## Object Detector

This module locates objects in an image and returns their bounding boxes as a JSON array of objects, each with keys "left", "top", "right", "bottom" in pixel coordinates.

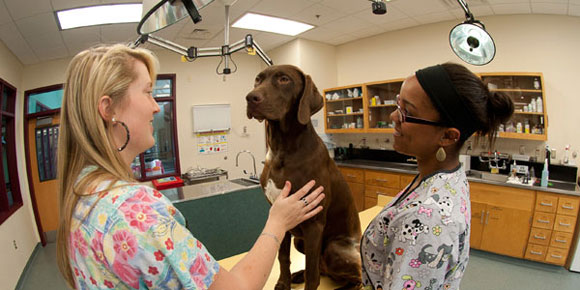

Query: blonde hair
[{"left": 56, "top": 44, "right": 158, "bottom": 288}]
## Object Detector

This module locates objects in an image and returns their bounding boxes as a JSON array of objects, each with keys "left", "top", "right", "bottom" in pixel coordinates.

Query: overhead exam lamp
[
  {"left": 134, "top": 0, "right": 273, "bottom": 75},
  {"left": 449, "top": 0, "right": 495, "bottom": 66}
]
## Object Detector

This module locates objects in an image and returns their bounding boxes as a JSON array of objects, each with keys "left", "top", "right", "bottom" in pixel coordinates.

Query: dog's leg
[
  {"left": 322, "top": 238, "right": 363, "bottom": 289},
  {"left": 303, "top": 222, "right": 324, "bottom": 290},
  {"left": 275, "top": 232, "right": 292, "bottom": 290}
]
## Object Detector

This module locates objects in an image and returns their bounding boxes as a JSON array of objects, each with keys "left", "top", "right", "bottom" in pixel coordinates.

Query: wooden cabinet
[
  {"left": 324, "top": 73, "right": 549, "bottom": 141},
  {"left": 324, "top": 85, "right": 365, "bottom": 133},
  {"left": 525, "top": 192, "right": 580, "bottom": 266},
  {"left": 479, "top": 73, "right": 548, "bottom": 141},
  {"left": 338, "top": 167, "right": 365, "bottom": 212},
  {"left": 469, "top": 182, "right": 534, "bottom": 258}
]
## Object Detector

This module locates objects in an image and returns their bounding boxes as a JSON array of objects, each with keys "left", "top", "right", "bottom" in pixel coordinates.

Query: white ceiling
[{"left": 1, "top": 0, "right": 579, "bottom": 65}]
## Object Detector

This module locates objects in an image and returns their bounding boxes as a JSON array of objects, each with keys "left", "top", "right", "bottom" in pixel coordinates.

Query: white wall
[
  {"left": 330, "top": 14, "right": 580, "bottom": 165},
  {"left": 0, "top": 39, "right": 40, "bottom": 290}
]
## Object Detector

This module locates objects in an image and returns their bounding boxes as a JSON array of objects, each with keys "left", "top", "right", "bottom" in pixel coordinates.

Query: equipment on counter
[{"left": 152, "top": 176, "right": 184, "bottom": 190}]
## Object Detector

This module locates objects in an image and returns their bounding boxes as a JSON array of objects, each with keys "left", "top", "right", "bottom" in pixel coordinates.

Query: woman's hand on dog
[{"left": 269, "top": 180, "right": 325, "bottom": 232}]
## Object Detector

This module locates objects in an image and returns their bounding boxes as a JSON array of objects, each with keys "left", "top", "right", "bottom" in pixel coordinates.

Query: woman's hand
[{"left": 268, "top": 180, "right": 325, "bottom": 232}]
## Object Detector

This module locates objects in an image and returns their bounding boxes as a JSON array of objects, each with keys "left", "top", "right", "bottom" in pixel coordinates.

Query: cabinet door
[
  {"left": 480, "top": 206, "right": 532, "bottom": 258},
  {"left": 553, "top": 215, "right": 576, "bottom": 233},
  {"left": 532, "top": 212, "right": 555, "bottom": 230},
  {"left": 550, "top": 231, "right": 573, "bottom": 249},
  {"left": 557, "top": 196, "right": 580, "bottom": 217},
  {"left": 528, "top": 227, "right": 551, "bottom": 246},
  {"left": 525, "top": 244, "right": 547, "bottom": 262},
  {"left": 339, "top": 167, "right": 364, "bottom": 184},
  {"left": 470, "top": 201, "right": 486, "bottom": 249},
  {"left": 545, "top": 247, "right": 569, "bottom": 265},
  {"left": 535, "top": 193, "right": 558, "bottom": 213},
  {"left": 365, "top": 170, "right": 400, "bottom": 188},
  {"left": 399, "top": 174, "right": 415, "bottom": 190},
  {"left": 346, "top": 181, "right": 365, "bottom": 212}
]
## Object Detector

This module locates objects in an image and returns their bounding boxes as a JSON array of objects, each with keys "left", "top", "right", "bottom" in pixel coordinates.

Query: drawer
[
  {"left": 557, "top": 196, "right": 580, "bottom": 217},
  {"left": 525, "top": 244, "right": 547, "bottom": 261},
  {"left": 365, "top": 185, "right": 401, "bottom": 198},
  {"left": 549, "top": 231, "right": 573, "bottom": 249},
  {"left": 365, "top": 170, "right": 400, "bottom": 188},
  {"left": 535, "top": 193, "right": 558, "bottom": 213},
  {"left": 339, "top": 167, "right": 364, "bottom": 184},
  {"left": 364, "top": 196, "right": 378, "bottom": 210},
  {"left": 553, "top": 215, "right": 576, "bottom": 233},
  {"left": 528, "top": 227, "right": 551, "bottom": 246},
  {"left": 399, "top": 174, "right": 416, "bottom": 190},
  {"left": 532, "top": 212, "right": 555, "bottom": 230},
  {"left": 545, "top": 247, "right": 569, "bottom": 265}
]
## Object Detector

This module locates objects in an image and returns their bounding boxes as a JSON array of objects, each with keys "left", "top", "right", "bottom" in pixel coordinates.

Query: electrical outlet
[{"left": 551, "top": 148, "right": 557, "bottom": 159}]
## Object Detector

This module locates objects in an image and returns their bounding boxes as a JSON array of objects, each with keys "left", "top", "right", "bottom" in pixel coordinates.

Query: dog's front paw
[{"left": 274, "top": 282, "right": 290, "bottom": 290}]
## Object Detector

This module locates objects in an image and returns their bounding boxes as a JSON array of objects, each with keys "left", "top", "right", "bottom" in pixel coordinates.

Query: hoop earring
[
  {"left": 112, "top": 117, "right": 130, "bottom": 152},
  {"left": 436, "top": 147, "right": 446, "bottom": 162}
]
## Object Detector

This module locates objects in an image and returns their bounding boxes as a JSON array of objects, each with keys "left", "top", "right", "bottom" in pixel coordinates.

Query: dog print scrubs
[
  {"left": 69, "top": 167, "right": 220, "bottom": 289},
  {"left": 361, "top": 166, "right": 470, "bottom": 290}
]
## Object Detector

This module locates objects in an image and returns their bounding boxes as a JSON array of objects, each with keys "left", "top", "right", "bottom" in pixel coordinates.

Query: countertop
[
  {"left": 218, "top": 206, "right": 383, "bottom": 289},
  {"left": 160, "top": 178, "right": 261, "bottom": 203},
  {"left": 336, "top": 159, "right": 580, "bottom": 197}
]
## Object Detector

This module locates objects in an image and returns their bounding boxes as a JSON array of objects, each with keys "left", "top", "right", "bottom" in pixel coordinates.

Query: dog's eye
[
  {"left": 279, "top": 76, "right": 290, "bottom": 83},
  {"left": 254, "top": 77, "right": 261, "bottom": 85}
]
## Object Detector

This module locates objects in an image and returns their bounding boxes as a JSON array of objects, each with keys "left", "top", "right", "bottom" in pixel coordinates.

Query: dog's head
[{"left": 246, "top": 64, "right": 323, "bottom": 125}]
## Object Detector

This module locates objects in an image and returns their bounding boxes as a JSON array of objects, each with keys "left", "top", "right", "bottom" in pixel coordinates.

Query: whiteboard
[{"left": 192, "top": 104, "right": 231, "bottom": 133}]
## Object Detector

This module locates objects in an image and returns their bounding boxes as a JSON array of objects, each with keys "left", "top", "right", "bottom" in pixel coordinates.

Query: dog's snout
[{"left": 246, "top": 93, "right": 263, "bottom": 105}]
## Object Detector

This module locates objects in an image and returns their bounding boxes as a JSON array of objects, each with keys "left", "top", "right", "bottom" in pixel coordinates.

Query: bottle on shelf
[
  {"left": 524, "top": 120, "right": 530, "bottom": 134},
  {"left": 533, "top": 77, "right": 540, "bottom": 90},
  {"left": 536, "top": 97, "right": 543, "bottom": 113}
]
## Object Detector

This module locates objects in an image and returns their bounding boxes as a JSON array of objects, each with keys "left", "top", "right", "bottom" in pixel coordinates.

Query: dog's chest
[{"left": 264, "top": 179, "right": 282, "bottom": 204}]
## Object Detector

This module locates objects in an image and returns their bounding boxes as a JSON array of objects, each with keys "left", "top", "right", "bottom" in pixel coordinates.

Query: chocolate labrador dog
[{"left": 246, "top": 65, "right": 362, "bottom": 290}]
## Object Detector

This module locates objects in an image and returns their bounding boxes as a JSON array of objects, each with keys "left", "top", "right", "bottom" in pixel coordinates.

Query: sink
[
  {"left": 229, "top": 178, "right": 260, "bottom": 187},
  {"left": 467, "top": 170, "right": 508, "bottom": 183}
]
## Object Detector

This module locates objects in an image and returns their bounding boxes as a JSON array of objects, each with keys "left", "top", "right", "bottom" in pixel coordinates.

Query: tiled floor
[{"left": 16, "top": 244, "right": 580, "bottom": 290}]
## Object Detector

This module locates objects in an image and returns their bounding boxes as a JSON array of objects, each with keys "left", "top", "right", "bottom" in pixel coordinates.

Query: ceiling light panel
[
  {"left": 56, "top": 3, "right": 142, "bottom": 30},
  {"left": 232, "top": 13, "right": 314, "bottom": 36}
]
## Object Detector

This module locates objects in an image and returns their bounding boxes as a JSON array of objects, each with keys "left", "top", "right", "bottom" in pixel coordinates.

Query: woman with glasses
[{"left": 361, "top": 63, "right": 513, "bottom": 290}]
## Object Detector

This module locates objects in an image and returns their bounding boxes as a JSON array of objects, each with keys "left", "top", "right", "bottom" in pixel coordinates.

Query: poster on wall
[{"left": 197, "top": 131, "right": 228, "bottom": 154}]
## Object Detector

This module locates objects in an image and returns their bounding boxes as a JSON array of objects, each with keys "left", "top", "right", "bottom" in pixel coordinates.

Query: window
[
  {"left": 131, "top": 74, "right": 180, "bottom": 181},
  {"left": 0, "top": 78, "right": 22, "bottom": 225}
]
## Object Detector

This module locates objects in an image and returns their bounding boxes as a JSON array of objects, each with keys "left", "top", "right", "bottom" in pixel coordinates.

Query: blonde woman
[{"left": 56, "top": 44, "right": 325, "bottom": 289}]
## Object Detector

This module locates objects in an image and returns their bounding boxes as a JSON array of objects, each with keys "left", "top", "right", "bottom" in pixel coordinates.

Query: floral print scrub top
[
  {"left": 69, "top": 167, "right": 220, "bottom": 289},
  {"left": 361, "top": 166, "right": 470, "bottom": 290}
]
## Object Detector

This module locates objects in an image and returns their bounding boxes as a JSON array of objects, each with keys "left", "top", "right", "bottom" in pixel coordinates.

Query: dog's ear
[{"left": 297, "top": 74, "right": 323, "bottom": 125}]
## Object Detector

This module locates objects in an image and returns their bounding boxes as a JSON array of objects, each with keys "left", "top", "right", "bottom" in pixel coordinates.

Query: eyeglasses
[{"left": 396, "top": 95, "right": 445, "bottom": 126}]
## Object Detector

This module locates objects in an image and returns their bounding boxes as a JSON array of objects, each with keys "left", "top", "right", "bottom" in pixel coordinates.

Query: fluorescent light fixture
[
  {"left": 232, "top": 13, "right": 314, "bottom": 36},
  {"left": 56, "top": 4, "right": 142, "bottom": 30}
]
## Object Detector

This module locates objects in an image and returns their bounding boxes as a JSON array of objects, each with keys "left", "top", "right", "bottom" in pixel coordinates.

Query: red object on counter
[{"left": 152, "top": 176, "right": 184, "bottom": 190}]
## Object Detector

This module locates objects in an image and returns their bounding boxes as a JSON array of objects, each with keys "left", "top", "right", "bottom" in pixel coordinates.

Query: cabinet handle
[
  {"left": 562, "top": 205, "right": 574, "bottom": 209},
  {"left": 537, "top": 219, "right": 550, "bottom": 224},
  {"left": 540, "top": 202, "right": 553, "bottom": 206},
  {"left": 485, "top": 211, "right": 490, "bottom": 225},
  {"left": 530, "top": 250, "right": 543, "bottom": 255},
  {"left": 347, "top": 174, "right": 356, "bottom": 178},
  {"left": 558, "top": 222, "right": 571, "bottom": 227},
  {"left": 550, "top": 254, "right": 563, "bottom": 259},
  {"left": 480, "top": 210, "right": 485, "bottom": 224},
  {"left": 376, "top": 191, "right": 386, "bottom": 195},
  {"left": 375, "top": 178, "right": 388, "bottom": 182},
  {"left": 555, "top": 239, "right": 568, "bottom": 243},
  {"left": 533, "top": 235, "right": 546, "bottom": 240}
]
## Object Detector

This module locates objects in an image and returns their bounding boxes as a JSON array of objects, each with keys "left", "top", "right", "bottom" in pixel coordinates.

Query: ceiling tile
[
  {"left": 531, "top": 2, "right": 568, "bottom": 14},
  {"left": 530, "top": 0, "right": 568, "bottom": 3},
  {"left": 486, "top": 0, "right": 530, "bottom": 4},
  {"left": 0, "top": 1, "right": 13, "bottom": 26},
  {"left": 0, "top": 22, "right": 38, "bottom": 64},
  {"left": 322, "top": 15, "right": 374, "bottom": 36},
  {"left": 569, "top": 4, "right": 580, "bottom": 16},
  {"left": 100, "top": 23, "right": 139, "bottom": 44},
  {"left": 349, "top": 24, "right": 386, "bottom": 40},
  {"left": 491, "top": 3, "right": 532, "bottom": 14},
  {"left": 570, "top": 0, "right": 580, "bottom": 4},
  {"left": 249, "top": 31, "right": 293, "bottom": 51},
  {"left": 250, "top": 0, "right": 314, "bottom": 19},
  {"left": 50, "top": 0, "right": 95, "bottom": 11},
  {"left": 15, "top": 13, "right": 66, "bottom": 51},
  {"left": 4, "top": 0, "right": 52, "bottom": 21},
  {"left": 326, "top": 33, "right": 358, "bottom": 46},
  {"left": 381, "top": 17, "right": 421, "bottom": 33},
  {"left": 450, "top": 5, "right": 495, "bottom": 19},
  {"left": 35, "top": 42, "right": 69, "bottom": 62},
  {"left": 61, "top": 26, "right": 101, "bottom": 56},
  {"left": 391, "top": 0, "right": 449, "bottom": 17},
  {"left": 352, "top": 4, "right": 409, "bottom": 25},
  {"left": 414, "top": 10, "right": 456, "bottom": 25},
  {"left": 319, "top": 0, "right": 367, "bottom": 15},
  {"left": 292, "top": 3, "right": 345, "bottom": 26},
  {"left": 299, "top": 26, "right": 343, "bottom": 43}
]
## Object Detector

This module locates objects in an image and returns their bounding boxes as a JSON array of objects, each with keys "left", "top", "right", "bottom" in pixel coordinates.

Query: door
[
  {"left": 27, "top": 115, "right": 60, "bottom": 234},
  {"left": 470, "top": 201, "right": 486, "bottom": 249},
  {"left": 480, "top": 206, "right": 532, "bottom": 258}
]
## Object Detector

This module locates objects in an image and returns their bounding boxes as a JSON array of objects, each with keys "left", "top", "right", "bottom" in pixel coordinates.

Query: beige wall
[
  {"left": 0, "top": 39, "right": 40, "bottom": 289},
  {"left": 329, "top": 14, "right": 580, "bottom": 166}
]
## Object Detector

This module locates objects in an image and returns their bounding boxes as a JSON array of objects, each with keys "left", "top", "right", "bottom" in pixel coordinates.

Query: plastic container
[{"left": 536, "top": 97, "right": 543, "bottom": 113}]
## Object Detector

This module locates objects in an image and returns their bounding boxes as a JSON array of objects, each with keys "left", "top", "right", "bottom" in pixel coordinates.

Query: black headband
[{"left": 415, "top": 64, "right": 477, "bottom": 141}]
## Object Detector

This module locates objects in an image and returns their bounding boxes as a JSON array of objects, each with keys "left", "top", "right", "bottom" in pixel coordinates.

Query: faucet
[{"left": 236, "top": 150, "right": 258, "bottom": 180}]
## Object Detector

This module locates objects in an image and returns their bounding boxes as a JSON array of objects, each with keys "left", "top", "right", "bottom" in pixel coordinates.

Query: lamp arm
[
  {"left": 252, "top": 40, "right": 274, "bottom": 66},
  {"left": 456, "top": 0, "right": 474, "bottom": 22},
  {"left": 147, "top": 34, "right": 189, "bottom": 56}
]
